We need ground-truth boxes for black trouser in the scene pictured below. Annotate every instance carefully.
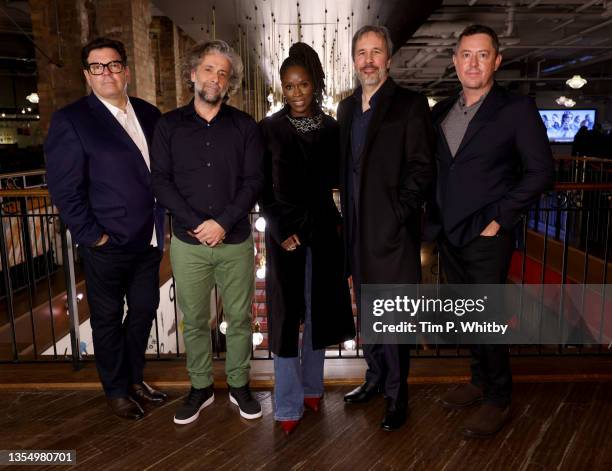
[351,231,410,408]
[79,245,162,398]
[438,230,515,407]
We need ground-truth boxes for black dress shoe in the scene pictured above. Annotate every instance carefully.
[344,382,380,404]
[381,401,407,431]
[107,397,145,420]
[130,381,168,406]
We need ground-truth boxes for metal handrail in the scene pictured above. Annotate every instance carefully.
[554,183,612,191]
[554,156,612,163]
[0,183,610,200]
[0,169,46,179]
[0,189,50,197]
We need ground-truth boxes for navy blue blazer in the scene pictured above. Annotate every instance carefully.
[425,83,554,247]
[45,94,164,251]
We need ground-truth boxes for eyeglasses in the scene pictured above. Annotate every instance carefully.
[85,61,125,75]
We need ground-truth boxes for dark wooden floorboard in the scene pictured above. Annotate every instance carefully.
[1,384,611,471]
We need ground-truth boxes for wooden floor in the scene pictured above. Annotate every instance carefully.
[1,382,611,470]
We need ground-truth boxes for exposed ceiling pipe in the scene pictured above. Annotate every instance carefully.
[408,3,515,80]
[402,21,468,74]
[551,18,575,32]
[501,17,612,68]
[575,0,603,13]
[527,0,542,9]
[411,21,469,38]
[500,2,516,37]
[550,1,601,33]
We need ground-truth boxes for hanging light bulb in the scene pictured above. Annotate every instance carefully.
[252,321,264,346]
[556,96,568,106]
[219,321,228,335]
[256,265,266,280]
[255,216,266,232]
[566,75,587,89]
[344,339,356,351]
[427,97,438,108]
[563,98,576,108]
[26,92,39,104]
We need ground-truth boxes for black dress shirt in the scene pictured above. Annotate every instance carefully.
[151,100,264,244]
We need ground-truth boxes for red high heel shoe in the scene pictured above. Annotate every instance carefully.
[278,419,300,435]
[304,396,321,412]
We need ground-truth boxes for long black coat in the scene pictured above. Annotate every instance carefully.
[337,78,436,284]
[260,108,355,357]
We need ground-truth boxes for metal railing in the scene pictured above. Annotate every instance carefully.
[1,182,610,369]
[553,156,612,186]
[0,169,47,191]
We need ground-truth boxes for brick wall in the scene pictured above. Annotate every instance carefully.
[30,0,88,132]
[31,0,199,129]
[94,0,156,105]
[150,16,180,113]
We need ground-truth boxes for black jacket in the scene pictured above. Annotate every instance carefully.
[425,83,554,247]
[260,108,355,356]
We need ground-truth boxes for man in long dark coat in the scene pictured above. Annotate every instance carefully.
[338,25,435,431]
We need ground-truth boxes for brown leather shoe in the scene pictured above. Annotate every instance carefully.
[107,397,145,420]
[440,383,483,409]
[130,381,168,406]
[461,404,510,438]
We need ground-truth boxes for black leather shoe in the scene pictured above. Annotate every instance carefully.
[344,382,380,404]
[130,381,168,406]
[107,397,145,420]
[381,401,407,431]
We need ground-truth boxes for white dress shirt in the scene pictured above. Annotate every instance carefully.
[97,94,157,247]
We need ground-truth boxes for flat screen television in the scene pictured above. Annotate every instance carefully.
[538,109,596,143]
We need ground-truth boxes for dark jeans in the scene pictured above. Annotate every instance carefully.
[79,244,162,398]
[438,230,515,407]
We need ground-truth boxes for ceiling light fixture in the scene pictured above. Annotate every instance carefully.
[566,75,587,89]
[556,96,576,108]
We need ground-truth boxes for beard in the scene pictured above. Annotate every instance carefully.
[357,66,387,87]
[196,82,226,105]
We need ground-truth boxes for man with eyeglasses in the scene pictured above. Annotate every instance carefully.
[45,37,167,420]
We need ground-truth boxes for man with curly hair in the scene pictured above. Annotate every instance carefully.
[151,40,265,425]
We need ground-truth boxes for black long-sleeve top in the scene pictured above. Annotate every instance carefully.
[151,101,264,244]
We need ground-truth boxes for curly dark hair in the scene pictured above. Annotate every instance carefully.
[279,42,325,104]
